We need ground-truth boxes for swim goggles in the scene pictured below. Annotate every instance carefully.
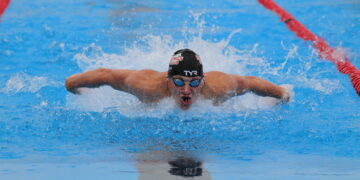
[172,78,202,87]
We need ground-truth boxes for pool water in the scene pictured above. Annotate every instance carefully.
[0,0,359,179]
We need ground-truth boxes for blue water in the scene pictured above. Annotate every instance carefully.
[1,0,359,179]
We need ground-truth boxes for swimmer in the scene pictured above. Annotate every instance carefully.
[65,49,291,110]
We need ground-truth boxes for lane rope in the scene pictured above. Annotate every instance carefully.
[0,0,10,17]
[258,0,360,96]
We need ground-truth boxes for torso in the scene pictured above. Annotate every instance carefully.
[124,70,242,104]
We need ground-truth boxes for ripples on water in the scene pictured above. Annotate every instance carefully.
[0,0,359,173]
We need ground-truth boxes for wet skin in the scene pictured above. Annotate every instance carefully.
[65,69,290,111]
[167,75,204,110]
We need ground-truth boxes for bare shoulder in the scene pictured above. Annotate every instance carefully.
[125,69,166,83]
[201,71,239,98]
[204,71,233,79]
[203,71,239,87]
[108,69,164,84]
[124,69,169,101]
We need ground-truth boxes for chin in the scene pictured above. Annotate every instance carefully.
[181,105,191,110]
[179,102,192,110]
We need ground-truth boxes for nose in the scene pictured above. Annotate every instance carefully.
[181,84,191,95]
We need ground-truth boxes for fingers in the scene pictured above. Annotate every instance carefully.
[69,88,81,94]
[65,75,81,94]
[281,91,290,102]
[280,84,293,102]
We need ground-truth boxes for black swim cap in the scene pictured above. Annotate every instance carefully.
[168,49,203,77]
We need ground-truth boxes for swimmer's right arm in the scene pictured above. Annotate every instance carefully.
[65,68,134,94]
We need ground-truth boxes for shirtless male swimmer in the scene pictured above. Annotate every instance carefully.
[65,49,290,110]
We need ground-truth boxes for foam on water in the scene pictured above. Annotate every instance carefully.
[66,32,289,118]
[1,72,61,94]
[61,12,298,118]
[61,11,348,120]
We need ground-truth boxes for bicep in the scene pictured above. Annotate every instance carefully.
[65,68,133,90]
[81,68,130,88]
[112,70,167,102]
[109,69,164,93]
[239,76,284,98]
[205,73,274,96]
[106,69,135,91]
[65,68,111,90]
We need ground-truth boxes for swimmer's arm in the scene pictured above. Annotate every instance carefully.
[65,68,134,94]
[236,76,290,102]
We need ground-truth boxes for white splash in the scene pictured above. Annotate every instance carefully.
[66,10,352,117]
[279,42,343,94]
[297,77,341,94]
[1,72,61,94]
[66,31,289,117]
[73,34,248,74]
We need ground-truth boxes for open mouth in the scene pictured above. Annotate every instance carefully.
[181,96,191,105]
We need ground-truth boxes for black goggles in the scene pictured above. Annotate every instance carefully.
[172,78,202,87]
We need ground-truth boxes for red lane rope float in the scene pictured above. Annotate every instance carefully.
[0,0,10,17]
[258,0,360,96]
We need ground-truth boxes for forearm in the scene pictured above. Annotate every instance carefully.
[65,68,112,93]
[244,76,288,100]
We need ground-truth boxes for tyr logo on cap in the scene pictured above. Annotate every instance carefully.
[184,70,198,76]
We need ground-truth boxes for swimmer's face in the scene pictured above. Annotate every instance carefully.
[167,75,204,110]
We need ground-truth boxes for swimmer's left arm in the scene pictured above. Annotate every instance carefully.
[235,75,290,102]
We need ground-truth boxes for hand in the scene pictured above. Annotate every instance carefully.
[65,74,81,94]
[280,84,293,102]
[68,87,81,94]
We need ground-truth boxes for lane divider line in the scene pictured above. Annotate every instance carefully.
[0,0,10,17]
[258,0,360,96]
